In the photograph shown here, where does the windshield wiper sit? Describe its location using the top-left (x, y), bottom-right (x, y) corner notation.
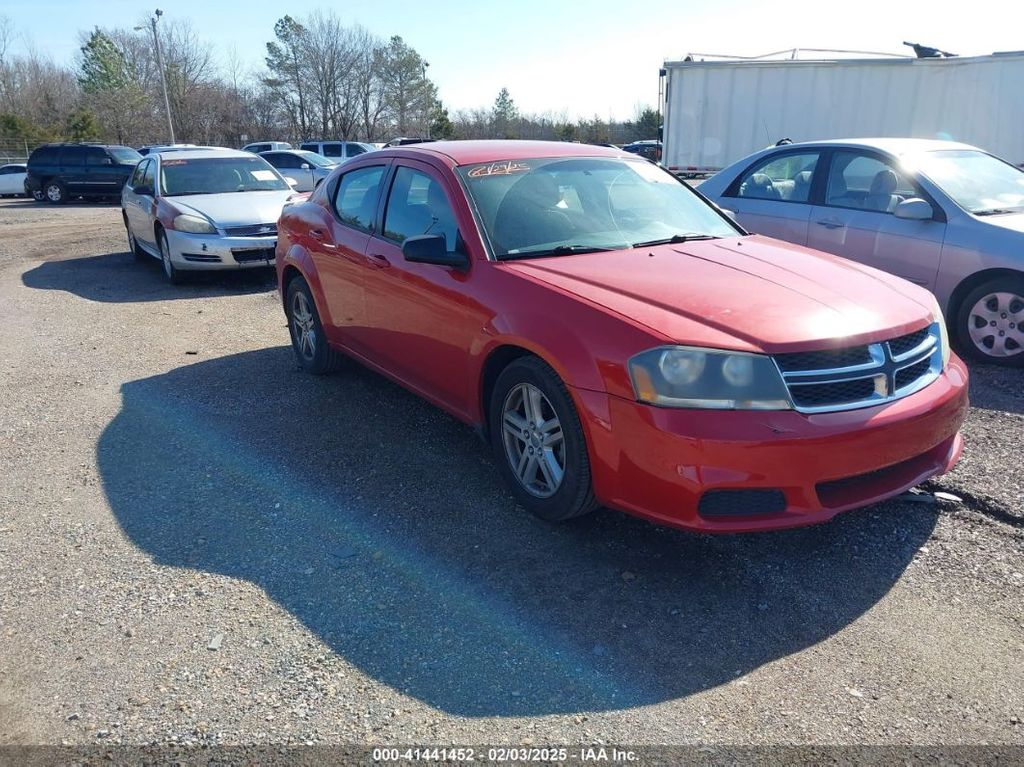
top-left (500, 245), bottom-right (618, 260)
top-left (974, 207), bottom-right (1024, 216)
top-left (632, 233), bottom-right (719, 248)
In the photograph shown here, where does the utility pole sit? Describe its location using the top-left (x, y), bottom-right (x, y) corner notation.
top-left (136, 9), bottom-right (175, 143)
top-left (422, 60), bottom-right (431, 140)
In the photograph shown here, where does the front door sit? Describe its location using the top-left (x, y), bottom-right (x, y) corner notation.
top-left (362, 161), bottom-right (477, 417)
top-left (720, 150), bottom-right (821, 245)
top-left (125, 159), bottom-right (157, 251)
top-left (806, 150), bottom-right (946, 289)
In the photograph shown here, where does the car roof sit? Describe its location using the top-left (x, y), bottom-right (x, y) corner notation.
top-left (385, 140), bottom-right (630, 166)
top-left (154, 148), bottom-right (255, 160)
top-left (778, 137), bottom-right (979, 156)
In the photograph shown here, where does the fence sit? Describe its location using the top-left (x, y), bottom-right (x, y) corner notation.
top-left (0, 138), bottom-right (42, 164)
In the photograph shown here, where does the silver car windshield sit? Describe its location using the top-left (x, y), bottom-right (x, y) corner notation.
top-left (909, 149), bottom-right (1024, 215)
top-left (457, 157), bottom-right (739, 259)
top-left (160, 156), bottom-right (289, 196)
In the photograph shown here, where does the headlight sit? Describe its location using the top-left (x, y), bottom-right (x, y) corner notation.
top-left (925, 293), bottom-right (950, 369)
top-left (628, 346), bottom-right (792, 409)
top-left (173, 214), bottom-right (217, 234)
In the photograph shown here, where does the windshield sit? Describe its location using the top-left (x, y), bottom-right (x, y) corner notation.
top-left (457, 157), bottom-right (738, 258)
top-left (160, 156), bottom-right (289, 196)
top-left (109, 146), bottom-right (142, 164)
top-left (295, 151), bottom-right (336, 168)
top-left (908, 149), bottom-right (1024, 215)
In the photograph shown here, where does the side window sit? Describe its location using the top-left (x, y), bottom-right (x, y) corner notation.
top-left (826, 151), bottom-right (917, 213)
top-left (383, 166), bottom-right (461, 252)
top-left (300, 143), bottom-right (317, 153)
top-left (58, 146), bottom-right (86, 165)
top-left (31, 146), bottom-right (58, 164)
top-left (0, 166), bottom-right (12, 175)
top-left (267, 153), bottom-right (298, 169)
top-left (141, 160), bottom-right (156, 192)
top-left (332, 166), bottom-right (385, 232)
top-left (84, 147), bottom-right (110, 166)
top-left (323, 144), bottom-right (343, 158)
top-left (732, 152), bottom-right (819, 202)
top-left (130, 160), bottom-right (148, 187)
top-left (346, 144), bottom-right (367, 158)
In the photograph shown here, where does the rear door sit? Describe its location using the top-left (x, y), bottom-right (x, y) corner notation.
top-left (57, 146), bottom-right (87, 195)
top-left (309, 162), bottom-right (389, 351)
top-left (719, 150), bottom-right (821, 245)
top-left (806, 149), bottom-right (946, 289)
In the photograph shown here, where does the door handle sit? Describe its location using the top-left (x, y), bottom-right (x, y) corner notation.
top-left (309, 228), bottom-right (325, 239)
top-left (815, 218), bottom-right (843, 229)
top-left (367, 253), bottom-right (391, 269)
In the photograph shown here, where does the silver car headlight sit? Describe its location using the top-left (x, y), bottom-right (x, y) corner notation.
top-left (628, 346), bottom-right (793, 409)
top-left (173, 214), bottom-right (217, 234)
top-left (925, 294), bottom-right (951, 369)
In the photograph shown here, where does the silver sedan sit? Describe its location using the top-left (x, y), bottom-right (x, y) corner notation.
top-left (259, 150), bottom-right (337, 192)
top-left (699, 138), bottom-right (1024, 366)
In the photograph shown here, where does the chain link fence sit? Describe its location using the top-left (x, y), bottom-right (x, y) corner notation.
top-left (0, 138), bottom-right (43, 164)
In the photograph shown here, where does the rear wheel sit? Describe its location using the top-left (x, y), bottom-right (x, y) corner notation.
top-left (954, 276), bottom-right (1024, 367)
top-left (285, 277), bottom-right (343, 374)
top-left (488, 356), bottom-right (597, 522)
top-left (44, 180), bottom-right (66, 204)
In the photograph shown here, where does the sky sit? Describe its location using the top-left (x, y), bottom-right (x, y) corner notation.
top-left (2, 0), bottom-right (1021, 120)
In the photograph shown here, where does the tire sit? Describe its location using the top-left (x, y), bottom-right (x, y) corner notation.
top-left (285, 277), bottom-right (343, 374)
top-left (31, 189), bottom-right (44, 202)
top-left (953, 276), bottom-right (1024, 367)
top-left (488, 356), bottom-right (598, 522)
top-left (124, 215), bottom-right (146, 260)
top-left (157, 229), bottom-right (184, 285)
top-left (43, 179), bottom-right (66, 204)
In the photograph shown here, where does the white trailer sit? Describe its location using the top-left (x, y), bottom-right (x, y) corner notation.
top-left (660, 50), bottom-right (1024, 176)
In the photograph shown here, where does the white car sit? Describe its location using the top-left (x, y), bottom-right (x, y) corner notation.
top-left (700, 139), bottom-right (1024, 366)
top-left (0, 163), bottom-right (27, 197)
top-left (121, 149), bottom-right (298, 284)
top-left (259, 149), bottom-right (337, 192)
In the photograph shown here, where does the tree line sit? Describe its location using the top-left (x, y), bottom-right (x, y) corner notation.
top-left (0, 11), bottom-right (661, 152)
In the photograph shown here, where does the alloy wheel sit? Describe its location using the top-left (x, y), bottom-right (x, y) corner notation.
top-left (501, 382), bottom-right (565, 498)
top-left (290, 291), bottom-right (317, 361)
top-left (45, 184), bottom-right (62, 203)
top-left (160, 237), bottom-right (174, 279)
top-left (968, 291), bottom-right (1024, 358)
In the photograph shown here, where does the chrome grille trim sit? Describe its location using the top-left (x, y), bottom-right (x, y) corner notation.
top-left (774, 323), bottom-right (943, 414)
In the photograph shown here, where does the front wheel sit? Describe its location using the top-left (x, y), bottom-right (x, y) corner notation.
top-left (157, 230), bottom-right (183, 284)
top-left (489, 356), bottom-right (597, 522)
top-left (44, 180), bottom-right (66, 204)
top-left (953, 277), bottom-right (1024, 367)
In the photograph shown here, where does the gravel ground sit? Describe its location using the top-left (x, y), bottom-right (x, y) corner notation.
top-left (0, 198), bottom-right (1021, 751)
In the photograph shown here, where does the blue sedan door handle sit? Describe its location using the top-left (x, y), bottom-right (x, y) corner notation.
top-left (816, 218), bottom-right (844, 229)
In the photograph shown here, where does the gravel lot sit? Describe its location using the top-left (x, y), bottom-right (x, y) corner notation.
top-left (0, 198), bottom-right (1021, 751)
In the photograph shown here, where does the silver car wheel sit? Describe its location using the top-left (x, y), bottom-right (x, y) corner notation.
top-left (45, 183), bottom-right (62, 202)
top-left (290, 291), bottom-right (317, 361)
top-left (501, 382), bottom-right (565, 498)
top-left (968, 291), bottom-right (1024, 358)
top-left (160, 236), bottom-right (174, 279)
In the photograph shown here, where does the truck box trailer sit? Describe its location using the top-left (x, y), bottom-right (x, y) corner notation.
top-left (660, 50), bottom-right (1024, 176)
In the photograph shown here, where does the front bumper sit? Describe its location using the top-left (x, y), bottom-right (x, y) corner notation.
top-left (575, 356), bottom-right (969, 533)
top-left (164, 229), bottom-right (277, 270)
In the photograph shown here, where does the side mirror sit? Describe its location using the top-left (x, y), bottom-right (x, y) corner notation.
top-left (134, 184), bottom-right (153, 196)
top-left (402, 234), bottom-right (468, 270)
top-left (894, 198), bottom-right (934, 221)
top-left (300, 163), bottom-right (311, 170)
top-left (285, 177), bottom-right (298, 187)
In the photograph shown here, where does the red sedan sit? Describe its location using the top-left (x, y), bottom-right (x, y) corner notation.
top-left (275, 141), bottom-right (967, 533)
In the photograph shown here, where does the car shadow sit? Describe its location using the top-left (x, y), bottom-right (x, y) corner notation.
top-left (964, 361), bottom-right (1024, 415)
top-left (97, 347), bottom-right (937, 717)
top-left (21, 250), bottom-right (276, 303)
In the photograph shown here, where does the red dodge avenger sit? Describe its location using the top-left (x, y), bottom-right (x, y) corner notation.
top-left (275, 141), bottom-right (967, 533)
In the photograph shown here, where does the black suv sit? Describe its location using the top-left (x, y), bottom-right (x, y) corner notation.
top-left (26, 143), bottom-right (142, 203)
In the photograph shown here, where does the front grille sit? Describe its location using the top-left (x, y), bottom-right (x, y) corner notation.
top-left (887, 327), bottom-right (931, 358)
top-left (790, 377), bottom-right (877, 408)
top-left (224, 223), bottom-right (277, 237)
top-left (775, 324), bottom-right (942, 413)
top-left (698, 489), bottom-right (787, 517)
top-left (775, 345), bottom-right (872, 372)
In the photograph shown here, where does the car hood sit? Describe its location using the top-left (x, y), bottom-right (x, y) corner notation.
top-left (168, 190), bottom-right (294, 228)
top-left (977, 211), bottom-right (1024, 234)
top-left (501, 236), bottom-right (936, 352)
